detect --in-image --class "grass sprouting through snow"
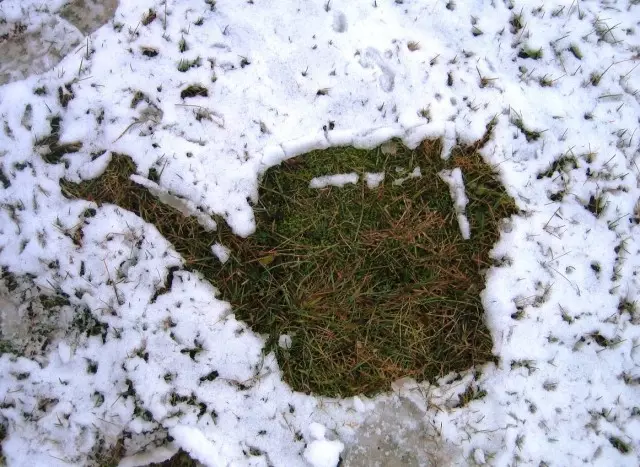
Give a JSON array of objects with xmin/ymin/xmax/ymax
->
[{"xmin": 61, "ymin": 136, "xmax": 517, "ymax": 397}]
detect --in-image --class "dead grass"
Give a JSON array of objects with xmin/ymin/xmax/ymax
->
[{"xmin": 61, "ymin": 134, "xmax": 517, "ymax": 397}]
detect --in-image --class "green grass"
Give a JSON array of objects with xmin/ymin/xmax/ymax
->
[
  {"xmin": 518, "ymin": 47, "xmax": 543, "ymax": 60},
  {"xmin": 61, "ymin": 136, "xmax": 517, "ymax": 397},
  {"xmin": 177, "ymin": 57, "xmax": 200, "ymax": 72}
]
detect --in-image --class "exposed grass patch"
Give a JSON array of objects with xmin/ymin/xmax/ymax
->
[
  {"xmin": 512, "ymin": 115, "xmax": 542, "ymax": 142},
  {"xmin": 60, "ymin": 155, "xmax": 218, "ymax": 276},
  {"xmin": 569, "ymin": 44, "xmax": 583, "ymax": 60},
  {"xmin": 61, "ymin": 136, "xmax": 516, "ymax": 397},
  {"xmin": 509, "ymin": 11, "xmax": 525, "ymax": 34},
  {"xmin": 180, "ymin": 84, "xmax": 208, "ymax": 99},
  {"xmin": 609, "ymin": 436, "xmax": 631, "ymax": 454},
  {"xmin": 35, "ymin": 115, "xmax": 83, "ymax": 165},
  {"xmin": 537, "ymin": 154, "xmax": 578, "ymax": 179},
  {"xmin": 586, "ymin": 193, "xmax": 607, "ymax": 217},
  {"xmin": 0, "ymin": 166, "xmax": 10, "ymax": 189},
  {"xmin": 141, "ymin": 9, "xmax": 157, "ymax": 26},
  {"xmin": 141, "ymin": 46, "xmax": 159, "ymax": 57},
  {"xmin": 0, "ymin": 422, "xmax": 6, "ymax": 465},
  {"xmin": 150, "ymin": 450, "xmax": 198, "ymax": 466},
  {"xmin": 518, "ymin": 47, "xmax": 543, "ymax": 60},
  {"xmin": 57, "ymin": 83, "xmax": 75, "ymax": 108},
  {"xmin": 177, "ymin": 57, "xmax": 201, "ymax": 72},
  {"xmin": 178, "ymin": 36, "xmax": 188, "ymax": 52},
  {"xmin": 455, "ymin": 383, "xmax": 487, "ymax": 407}
]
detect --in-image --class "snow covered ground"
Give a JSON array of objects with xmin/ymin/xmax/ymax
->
[{"xmin": 1, "ymin": 0, "xmax": 639, "ymax": 465}]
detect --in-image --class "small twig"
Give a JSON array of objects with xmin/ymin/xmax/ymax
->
[{"xmin": 113, "ymin": 119, "xmax": 143, "ymax": 143}]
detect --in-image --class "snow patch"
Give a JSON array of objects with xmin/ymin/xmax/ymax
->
[
  {"xmin": 309, "ymin": 173, "xmax": 358, "ymax": 189},
  {"xmin": 303, "ymin": 423, "xmax": 344, "ymax": 467},
  {"xmin": 439, "ymin": 168, "xmax": 471, "ymax": 240},
  {"xmin": 364, "ymin": 172, "xmax": 385, "ymax": 188}
]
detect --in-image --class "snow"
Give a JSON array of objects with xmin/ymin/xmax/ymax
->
[
  {"xmin": 303, "ymin": 424, "xmax": 345, "ymax": 467},
  {"xmin": 364, "ymin": 172, "xmax": 385, "ymax": 188},
  {"xmin": 0, "ymin": 0, "xmax": 639, "ymax": 466},
  {"xmin": 474, "ymin": 448, "xmax": 486, "ymax": 465},
  {"xmin": 211, "ymin": 243, "xmax": 230, "ymax": 264},
  {"xmin": 309, "ymin": 173, "xmax": 359, "ymax": 189},
  {"xmin": 170, "ymin": 425, "xmax": 222, "ymax": 467},
  {"xmin": 278, "ymin": 334, "xmax": 293, "ymax": 350},
  {"xmin": 439, "ymin": 168, "xmax": 471, "ymax": 239},
  {"xmin": 57, "ymin": 341, "xmax": 71, "ymax": 364}
]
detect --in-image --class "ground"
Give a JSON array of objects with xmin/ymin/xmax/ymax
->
[{"xmin": 0, "ymin": 0, "xmax": 640, "ymax": 466}]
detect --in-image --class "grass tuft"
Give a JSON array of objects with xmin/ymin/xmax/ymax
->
[
  {"xmin": 61, "ymin": 136, "xmax": 516, "ymax": 397},
  {"xmin": 177, "ymin": 57, "xmax": 201, "ymax": 72},
  {"xmin": 509, "ymin": 11, "xmax": 524, "ymax": 34},
  {"xmin": 569, "ymin": 44, "xmax": 583, "ymax": 60},
  {"xmin": 142, "ymin": 9, "xmax": 157, "ymax": 26},
  {"xmin": 512, "ymin": 115, "xmax": 542, "ymax": 142},
  {"xmin": 518, "ymin": 47, "xmax": 543, "ymax": 60},
  {"xmin": 35, "ymin": 115, "xmax": 83, "ymax": 165},
  {"xmin": 141, "ymin": 47, "xmax": 159, "ymax": 58},
  {"xmin": 609, "ymin": 436, "xmax": 631, "ymax": 454},
  {"xmin": 178, "ymin": 36, "xmax": 188, "ymax": 53},
  {"xmin": 150, "ymin": 450, "xmax": 198, "ymax": 466},
  {"xmin": 180, "ymin": 84, "xmax": 208, "ymax": 99}
]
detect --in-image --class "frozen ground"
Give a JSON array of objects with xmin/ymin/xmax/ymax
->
[{"xmin": 0, "ymin": 0, "xmax": 640, "ymax": 466}]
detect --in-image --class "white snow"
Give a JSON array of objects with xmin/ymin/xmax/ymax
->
[
  {"xmin": 278, "ymin": 334, "xmax": 293, "ymax": 350},
  {"xmin": 57, "ymin": 341, "xmax": 71, "ymax": 364},
  {"xmin": 0, "ymin": 0, "xmax": 639, "ymax": 466},
  {"xmin": 169, "ymin": 425, "xmax": 222, "ymax": 467},
  {"xmin": 211, "ymin": 243, "xmax": 230, "ymax": 264},
  {"xmin": 118, "ymin": 445, "xmax": 178, "ymax": 467},
  {"xmin": 439, "ymin": 168, "xmax": 471, "ymax": 240},
  {"xmin": 309, "ymin": 173, "xmax": 358, "ymax": 189},
  {"xmin": 473, "ymin": 448, "xmax": 486, "ymax": 465},
  {"xmin": 364, "ymin": 172, "xmax": 385, "ymax": 189},
  {"xmin": 303, "ymin": 423, "xmax": 345, "ymax": 467}
]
